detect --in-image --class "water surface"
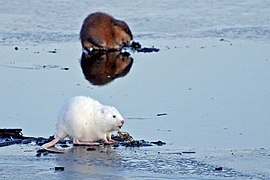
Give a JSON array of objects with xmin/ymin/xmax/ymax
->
[{"xmin": 0, "ymin": 0, "xmax": 270, "ymax": 179}]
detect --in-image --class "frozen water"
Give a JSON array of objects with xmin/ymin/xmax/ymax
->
[
  {"xmin": 0, "ymin": 0, "xmax": 269, "ymax": 45},
  {"xmin": 0, "ymin": 0, "xmax": 270, "ymax": 179}
]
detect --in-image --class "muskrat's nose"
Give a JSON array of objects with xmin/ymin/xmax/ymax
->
[{"xmin": 120, "ymin": 120, "xmax": 124, "ymax": 125}]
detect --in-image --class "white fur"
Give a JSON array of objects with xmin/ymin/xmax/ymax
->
[{"xmin": 56, "ymin": 96, "xmax": 123, "ymax": 142}]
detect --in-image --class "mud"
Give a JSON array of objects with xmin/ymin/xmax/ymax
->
[
  {"xmin": 0, "ymin": 129, "xmax": 165, "ymax": 150},
  {"xmin": 129, "ymin": 41, "xmax": 160, "ymax": 53}
]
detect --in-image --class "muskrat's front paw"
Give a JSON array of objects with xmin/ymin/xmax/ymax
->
[{"xmin": 104, "ymin": 140, "xmax": 116, "ymax": 145}]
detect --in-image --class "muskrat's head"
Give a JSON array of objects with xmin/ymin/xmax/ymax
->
[
  {"xmin": 113, "ymin": 19, "xmax": 133, "ymax": 48},
  {"xmin": 101, "ymin": 106, "xmax": 125, "ymax": 132}
]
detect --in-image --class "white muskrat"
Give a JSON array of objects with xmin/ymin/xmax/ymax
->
[{"xmin": 42, "ymin": 96, "xmax": 124, "ymax": 149}]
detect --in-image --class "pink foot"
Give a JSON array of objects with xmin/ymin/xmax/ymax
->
[
  {"xmin": 104, "ymin": 139, "xmax": 117, "ymax": 145},
  {"xmin": 73, "ymin": 139, "xmax": 100, "ymax": 146}
]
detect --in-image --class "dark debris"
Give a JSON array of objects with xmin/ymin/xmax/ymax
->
[
  {"xmin": 61, "ymin": 67, "xmax": 69, "ymax": 71},
  {"xmin": 54, "ymin": 167, "xmax": 65, "ymax": 171},
  {"xmin": 151, "ymin": 141, "xmax": 166, "ymax": 146},
  {"xmin": 0, "ymin": 129, "xmax": 166, "ymax": 153},
  {"xmin": 129, "ymin": 41, "xmax": 159, "ymax": 53},
  {"xmin": 157, "ymin": 113, "xmax": 168, "ymax": 117},
  {"xmin": 118, "ymin": 140, "xmax": 153, "ymax": 147},
  {"xmin": 48, "ymin": 49, "xmax": 57, "ymax": 53},
  {"xmin": 137, "ymin": 47, "xmax": 159, "ymax": 53},
  {"xmin": 0, "ymin": 128, "xmax": 23, "ymax": 138},
  {"xmin": 182, "ymin": 151, "xmax": 196, "ymax": 154},
  {"xmin": 215, "ymin": 167, "xmax": 223, "ymax": 171}
]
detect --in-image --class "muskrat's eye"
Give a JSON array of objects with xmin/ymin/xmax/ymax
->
[{"xmin": 113, "ymin": 115, "xmax": 116, "ymax": 118}]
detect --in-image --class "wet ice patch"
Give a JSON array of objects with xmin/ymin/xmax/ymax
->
[
  {"xmin": 114, "ymin": 149, "xmax": 259, "ymax": 179},
  {"xmin": 0, "ymin": 63, "xmax": 69, "ymax": 71},
  {"xmin": 0, "ymin": 63, "xmax": 58, "ymax": 70}
]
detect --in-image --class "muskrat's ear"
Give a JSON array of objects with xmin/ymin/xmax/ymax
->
[
  {"xmin": 101, "ymin": 107, "xmax": 105, "ymax": 114},
  {"xmin": 100, "ymin": 106, "xmax": 108, "ymax": 114},
  {"xmin": 111, "ymin": 19, "xmax": 117, "ymax": 26}
]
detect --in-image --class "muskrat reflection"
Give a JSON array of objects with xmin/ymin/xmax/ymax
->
[{"xmin": 81, "ymin": 51, "xmax": 133, "ymax": 86}]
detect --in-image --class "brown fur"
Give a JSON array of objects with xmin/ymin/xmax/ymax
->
[
  {"xmin": 81, "ymin": 51, "xmax": 133, "ymax": 85},
  {"xmin": 80, "ymin": 12, "xmax": 133, "ymax": 50}
]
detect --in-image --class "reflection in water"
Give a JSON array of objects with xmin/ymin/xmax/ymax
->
[
  {"xmin": 80, "ymin": 51, "xmax": 133, "ymax": 86},
  {"xmin": 53, "ymin": 145, "xmax": 249, "ymax": 179},
  {"xmin": 58, "ymin": 146, "xmax": 123, "ymax": 176}
]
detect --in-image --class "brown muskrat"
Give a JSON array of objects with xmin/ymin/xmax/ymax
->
[{"xmin": 80, "ymin": 12, "xmax": 133, "ymax": 51}]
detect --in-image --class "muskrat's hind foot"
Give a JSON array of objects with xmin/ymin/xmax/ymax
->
[{"xmin": 73, "ymin": 139, "xmax": 100, "ymax": 146}]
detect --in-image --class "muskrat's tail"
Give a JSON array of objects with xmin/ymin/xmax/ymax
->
[{"xmin": 42, "ymin": 137, "xmax": 60, "ymax": 149}]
